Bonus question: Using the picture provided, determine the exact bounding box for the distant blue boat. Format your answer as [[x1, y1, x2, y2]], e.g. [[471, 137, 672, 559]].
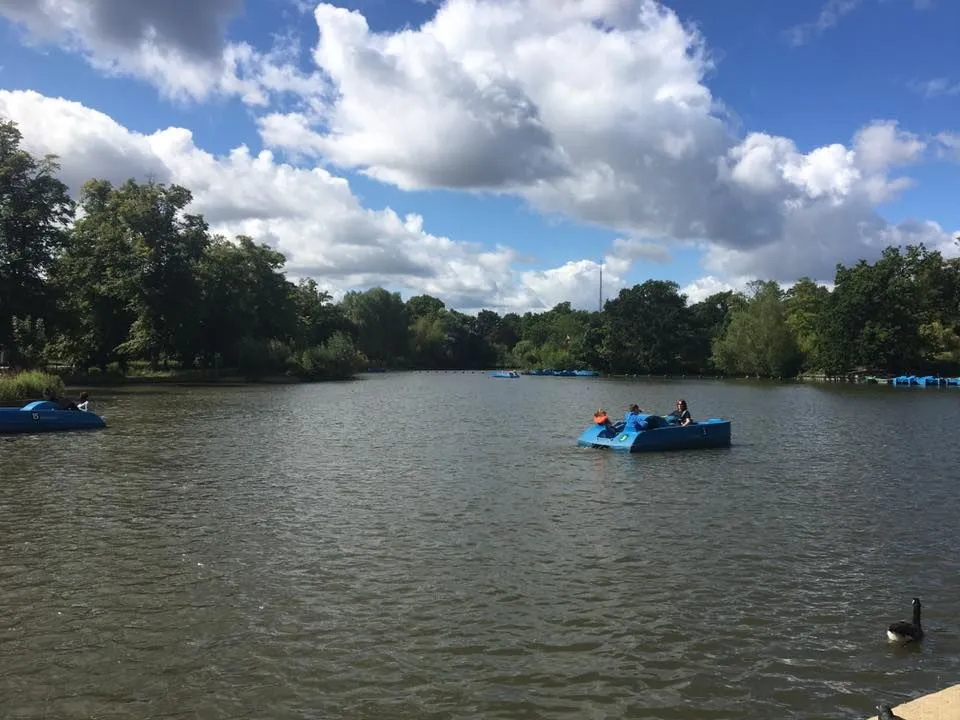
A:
[[892, 375, 947, 387], [0, 400, 106, 435], [489, 370, 520, 379], [577, 412, 731, 453]]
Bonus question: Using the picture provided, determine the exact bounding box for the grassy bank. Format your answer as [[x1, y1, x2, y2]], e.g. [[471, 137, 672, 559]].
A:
[[58, 359, 356, 387], [60, 369, 311, 388], [0, 371, 65, 404]]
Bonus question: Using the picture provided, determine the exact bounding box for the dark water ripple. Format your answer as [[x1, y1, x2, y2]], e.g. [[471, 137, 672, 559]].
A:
[[2, 375, 960, 718]]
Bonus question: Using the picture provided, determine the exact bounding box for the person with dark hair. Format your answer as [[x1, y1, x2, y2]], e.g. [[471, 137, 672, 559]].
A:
[[675, 399, 693, 426], [46, 388, 91, 411]]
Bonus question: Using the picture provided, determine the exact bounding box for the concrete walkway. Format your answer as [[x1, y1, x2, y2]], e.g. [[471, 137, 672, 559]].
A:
[[868, 684, 960, 719]]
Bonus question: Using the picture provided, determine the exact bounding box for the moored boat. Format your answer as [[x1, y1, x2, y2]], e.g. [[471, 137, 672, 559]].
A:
[[489, 370, 520, 378], [577, 411, 731, 452], [0, 400, 107, 435]]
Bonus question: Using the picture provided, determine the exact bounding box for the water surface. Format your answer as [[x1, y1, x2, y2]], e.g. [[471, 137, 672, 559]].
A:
[[2, 373, 958, 719]]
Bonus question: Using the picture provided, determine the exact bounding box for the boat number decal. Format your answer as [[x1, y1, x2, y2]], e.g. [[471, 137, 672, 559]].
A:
[[31, 412, 39, 421], [701, 427, 707, 437], [618, 434, 629, 441]]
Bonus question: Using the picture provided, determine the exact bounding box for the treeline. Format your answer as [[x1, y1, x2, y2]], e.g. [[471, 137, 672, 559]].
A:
[[3, 117, 960, 381]]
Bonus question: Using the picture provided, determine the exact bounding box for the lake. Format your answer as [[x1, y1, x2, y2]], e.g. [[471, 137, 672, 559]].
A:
[[2, 373, 959, 719]]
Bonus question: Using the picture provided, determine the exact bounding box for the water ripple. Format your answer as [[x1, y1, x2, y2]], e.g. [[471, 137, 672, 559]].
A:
[[2, 377, 960, 718]]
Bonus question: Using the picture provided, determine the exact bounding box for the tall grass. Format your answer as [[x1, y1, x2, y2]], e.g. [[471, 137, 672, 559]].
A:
[[0, 371, 64, 404]]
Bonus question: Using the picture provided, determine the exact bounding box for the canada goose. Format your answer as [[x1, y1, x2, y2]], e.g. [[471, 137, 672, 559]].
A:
[[877, 703, 905, 720], [886, 597, 924, 644]]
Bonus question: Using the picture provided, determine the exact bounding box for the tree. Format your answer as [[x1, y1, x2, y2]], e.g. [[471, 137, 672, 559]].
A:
[[601, 280, 689, 373], [818, 247, 924, 374], [52, 179, 211, 369], [0, 120, 75, 359], [712, 281, 801, 377], [193, 235, 300, 368], [340, 287, 409, 367], [684, 291, 741, 372], [784, 277, 830, 370]]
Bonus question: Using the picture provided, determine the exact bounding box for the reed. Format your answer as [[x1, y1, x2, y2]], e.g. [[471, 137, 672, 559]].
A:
[[0, 371, 64, 404]]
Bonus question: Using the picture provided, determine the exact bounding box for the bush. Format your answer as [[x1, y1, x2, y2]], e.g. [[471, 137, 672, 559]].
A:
[[289, 332, 365, 380], [234, 337, 291, 379], [0, 370, 64, 404]]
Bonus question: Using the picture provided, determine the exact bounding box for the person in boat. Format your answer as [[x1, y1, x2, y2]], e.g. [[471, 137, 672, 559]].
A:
[[625, 404, 645, 429], [593, 408, 614, 429], [46, 388, 90, 411], [627, 403, 664, 430], [674, 399, 693, 426]]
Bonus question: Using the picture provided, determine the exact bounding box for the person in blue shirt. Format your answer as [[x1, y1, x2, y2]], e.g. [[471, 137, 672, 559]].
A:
[[625, 404, 645, 429], [626, 403, 664, 430]]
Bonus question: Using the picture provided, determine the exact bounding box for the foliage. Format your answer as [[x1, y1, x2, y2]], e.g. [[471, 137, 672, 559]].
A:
[[0, 120, 74, 352], [0, 370, 63, 403], [2, 118, 960, 381], [711, 281, 801, 377]]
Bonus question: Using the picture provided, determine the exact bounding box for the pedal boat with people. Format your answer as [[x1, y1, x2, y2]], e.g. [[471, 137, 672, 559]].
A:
[[578, 409, 731, 452], [0, 400, 106, 434]]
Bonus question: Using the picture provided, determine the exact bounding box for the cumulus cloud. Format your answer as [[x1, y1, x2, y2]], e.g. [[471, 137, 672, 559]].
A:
[[0, 0, 324, 103], [0, 89, 635, 313], [0, 0, 241, 59], [4, 0, 957, 298], [247, 0, 956, 284]]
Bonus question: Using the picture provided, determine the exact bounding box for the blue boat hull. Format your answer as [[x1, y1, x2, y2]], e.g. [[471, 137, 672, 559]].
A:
[[0, 401, 106, 434], [489, 371, 520, 378], [577, 417, 731, 452]]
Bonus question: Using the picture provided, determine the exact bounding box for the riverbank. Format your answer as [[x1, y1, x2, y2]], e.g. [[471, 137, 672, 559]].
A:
[[60, 370, 305, 387], [0, 366, 359, 403], [867, 684, 960, 718], [0, 370, 65, 404]]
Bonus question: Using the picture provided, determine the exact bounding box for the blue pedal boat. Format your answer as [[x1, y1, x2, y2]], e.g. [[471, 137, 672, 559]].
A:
[[577, 412, 731, 452], [0, 400, 107, 434]]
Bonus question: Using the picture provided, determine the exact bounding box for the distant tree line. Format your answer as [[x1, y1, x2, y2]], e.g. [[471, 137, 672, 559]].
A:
[[3, 117, 960, 381]]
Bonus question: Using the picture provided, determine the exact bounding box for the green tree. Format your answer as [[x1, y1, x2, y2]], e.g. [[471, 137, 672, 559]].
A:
[[712, 281, 801, 377], [0, 120, 75, 360], [683, 291, 742, 373], [784, 277, 830, 370], [193, 235, 299, 369], [818, 247, 924, 373], [340, 287, 409, 367], [601, 280, 689, 373]]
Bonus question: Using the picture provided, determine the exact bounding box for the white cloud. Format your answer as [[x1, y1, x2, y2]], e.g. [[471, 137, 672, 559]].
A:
[[0, 89, 637, 314], [249, 0, 955, 285], [907, 77, 960, 99], [785, 0, 931, 46], [4, 0, 958, 303], [852, 120, 925, 172], [0, 0, 325, 104], [680, 275, 741, 304], [784, 0, 863, 47], [935, 132, 960, 161]]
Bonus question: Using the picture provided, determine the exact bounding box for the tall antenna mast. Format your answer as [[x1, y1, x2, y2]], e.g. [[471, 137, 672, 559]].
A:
[[598, 263, 603, 312]]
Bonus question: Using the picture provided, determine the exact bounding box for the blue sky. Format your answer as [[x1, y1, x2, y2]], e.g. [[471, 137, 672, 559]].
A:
[[1, 0, 959, 311]]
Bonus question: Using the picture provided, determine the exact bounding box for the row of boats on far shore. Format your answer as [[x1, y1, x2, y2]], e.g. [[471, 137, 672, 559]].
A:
[[488, 368, 600, 378]]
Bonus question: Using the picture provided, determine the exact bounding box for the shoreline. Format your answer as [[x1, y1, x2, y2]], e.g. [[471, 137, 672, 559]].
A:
[[866, 683, 960, 718]]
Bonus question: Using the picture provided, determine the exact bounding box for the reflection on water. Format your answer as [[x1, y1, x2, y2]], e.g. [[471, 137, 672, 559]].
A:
[[1, 374, 959, 719]]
